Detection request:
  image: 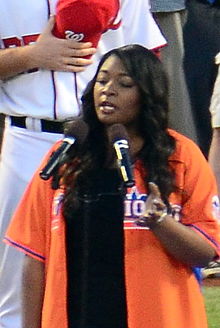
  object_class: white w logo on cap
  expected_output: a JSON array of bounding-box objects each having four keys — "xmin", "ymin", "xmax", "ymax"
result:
[{"xmin": 65, "ymin": 30, "xmax": 84, "ymax": 42}]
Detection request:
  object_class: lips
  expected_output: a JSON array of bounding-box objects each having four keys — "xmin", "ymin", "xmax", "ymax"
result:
[{"xmin": 99, "ymin": 101, "xmax": 116, "ymax": 114}]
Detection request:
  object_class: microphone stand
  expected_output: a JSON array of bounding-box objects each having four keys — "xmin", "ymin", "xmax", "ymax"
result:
[{"xmin": 66, "ymin": 169, "xmax": 128, "ymax": 328}]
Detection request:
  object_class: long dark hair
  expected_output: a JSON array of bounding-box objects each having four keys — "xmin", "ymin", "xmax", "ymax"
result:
[{"xmin": 62, "ymin": 44, "xmax": 176, "ymax": 219}]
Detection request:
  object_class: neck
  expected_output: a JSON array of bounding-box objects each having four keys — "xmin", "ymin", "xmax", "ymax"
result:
[
  {"xmin": 129, "ymin": 135, "xmax": 144, "ymax": 160},
  {"xmin": 125, "ymin": 127, "xmax": 144, "ymax": 159}
]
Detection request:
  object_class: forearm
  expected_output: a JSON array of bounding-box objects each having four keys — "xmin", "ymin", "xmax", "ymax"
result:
[
  {"xmin": 151, "ymin": 215, "xmax": 216, "ymax": 267},
  {"xmin": 22, "ymin": 255, "xmax": 45, "ymax": 328},
  {"xmin": 0, "ymin": 46, "xmax": 36, "ymax": 80}
]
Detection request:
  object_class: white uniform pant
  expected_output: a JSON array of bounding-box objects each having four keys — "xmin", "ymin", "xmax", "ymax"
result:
[
  {"xmin": 0, "ymin": 121, "xmax": 62, "ymax": 328},
  {"xmin": 210, "ymin": 64, "xmax": 220, "ymax": 128}
]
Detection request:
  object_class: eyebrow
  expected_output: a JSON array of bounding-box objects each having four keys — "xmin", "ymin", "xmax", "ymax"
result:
[{"xmin": 98, "ymin": 69, "xmax": 131, "ymax": 77}]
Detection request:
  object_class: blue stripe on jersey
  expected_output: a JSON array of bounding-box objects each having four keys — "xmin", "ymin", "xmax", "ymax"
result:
[{"xmin": 4, "ymin": 237, "xmax": 45, "ymax": 261}]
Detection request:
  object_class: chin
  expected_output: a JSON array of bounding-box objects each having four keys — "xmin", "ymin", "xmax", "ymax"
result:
[{"xmin": 98, "ymin": 116, "xmax": 122, "ymax": 126}]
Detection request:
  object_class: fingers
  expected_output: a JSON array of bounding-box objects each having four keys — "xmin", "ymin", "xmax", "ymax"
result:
[
  {"xmin": 148, "ymin": 182, "xmax": 166, "ymax": 212},
  {"xmin": 55, "ymin": 42, "xmax": 96, "ymax": 72},
  {"xmin": 148, "ymin": 181, "xmax": 161, "ymax": 198},
  {"xmin": 36, "ymin": 15, "xmax": 97, "ymax": 72},
  {"xmin": 67, "ymin": 40, "xmax": 96, "ymax": 51},
  {"xmin": 135, "ymin": 182, "xmax": 167, "ymax": 228},
  {"xmin": 135, "ymin": 209, "xmax": 167, "ymax": 228},
  {"xmin": 135, "ymin": 216, "xmax": 150, "ymax": 227},
  {"xmin": 43, "ymin": 16, "xmax": 97, "ymax": 54},
  {"xmin": 66, "ymin": 57, "xmax": 93, "ymax": 67},
  {"xmin": 63, "ymin": 43, "xmax": 96, "ymax": 58},
  {"xmin": 54, "ymin": 53, "xmax": 95, "ymax": 72},
  {"xmin": 60, "ymin": 60, "xmax": 93, "ymax": 73},
  {"xmin": 135, "ymin": 184, "xmax": 167, "ymax": 228},
  {"xmin": 152, "ymin": 199, "xmax": 166, "ymax": 213}
]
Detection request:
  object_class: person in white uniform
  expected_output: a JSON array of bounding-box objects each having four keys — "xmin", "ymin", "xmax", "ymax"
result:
[
  {"xmin": 0, "ymin": 0, "xmax": 166, "ymax": 327},
  {"xmin": 209, "ymin": 53, "xmax": 220, "ymax": 194},
  {"xmin": 150, "ymin": 0, "xmax": 198, "ymax": 144}
]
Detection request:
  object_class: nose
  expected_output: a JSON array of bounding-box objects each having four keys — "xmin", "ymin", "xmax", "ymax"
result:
[{"xmin": 102, "ymin": 81, "xmax": 117, "ymax": 96}]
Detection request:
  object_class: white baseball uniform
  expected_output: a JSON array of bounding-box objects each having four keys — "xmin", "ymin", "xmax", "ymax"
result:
[
  {"xmin": 0, "ymin": 0, "xmax": 166, "ymax": 327},
  {"xmin": 209, "ymin": 53, "xmax": 220, "ymax": 128}
]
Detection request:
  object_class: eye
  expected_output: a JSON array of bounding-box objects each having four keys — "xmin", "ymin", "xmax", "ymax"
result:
[
  {"xmin": 96, "ymin": 79, "xmax": 108, "ymax": 85},
  {"xmin": 96, "ymin": 72, "xmax": 108, "ymax": 85},
  {"xmin": 119, "ymin": 76, "xmax": 135, "ymax": 88},
  {"xmin": 119, "ymin": 79, "xmax": 135, "ymax": 88},
  {"xmin": 119, "ymin": 81, "xmax": 134, "ymax": 88}
]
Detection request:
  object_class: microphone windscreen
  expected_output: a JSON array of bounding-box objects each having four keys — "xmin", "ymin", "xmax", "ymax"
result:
[
  {"xmin": 108, "ymin": 124, "xmax": 129, "ymax": 144},
  {"xmin": 64, "ymin": 119, "xmax": 89, "ymax": 145}
]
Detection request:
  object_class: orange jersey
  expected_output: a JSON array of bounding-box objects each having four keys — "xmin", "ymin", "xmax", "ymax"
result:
[{"xmin": 4, "ymin": 129, "xmax": 220, "ymax": 328}]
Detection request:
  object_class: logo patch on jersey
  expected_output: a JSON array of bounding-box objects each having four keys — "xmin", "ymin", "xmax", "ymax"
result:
[
  {"xmin": 124, "ymin": 187, "xmax": 181, "ymax": 230},
  {"xmin": 124, "ymin": 187, "xmax": 148, "ymax": 230}
]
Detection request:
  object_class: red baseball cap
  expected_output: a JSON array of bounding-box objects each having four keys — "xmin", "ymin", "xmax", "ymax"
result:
[{"xmin": 53, "ymin": 0, "xmax": 120, "ymax": 49}]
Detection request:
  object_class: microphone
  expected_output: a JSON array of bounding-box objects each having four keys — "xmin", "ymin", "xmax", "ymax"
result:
[
  {"xmin": 40, "ymin": 120, "xmax": 89, "ymax": 180},
  {"xmin": 108, "ymin": 124, "xmax": 135, "ymax": 188}
]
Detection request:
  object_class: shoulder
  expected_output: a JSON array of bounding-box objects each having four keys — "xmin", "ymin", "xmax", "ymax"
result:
[
  {"xmin": 168, "ymin": 129, "xmax": 217, "ymax": 192},
  {"xmin": 167, "ymin": 128, "xmax": 214, "ymax": 182},
  {"xmin": 168, "ymin": 129, "xmax": 204, "ymax": 163}
]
